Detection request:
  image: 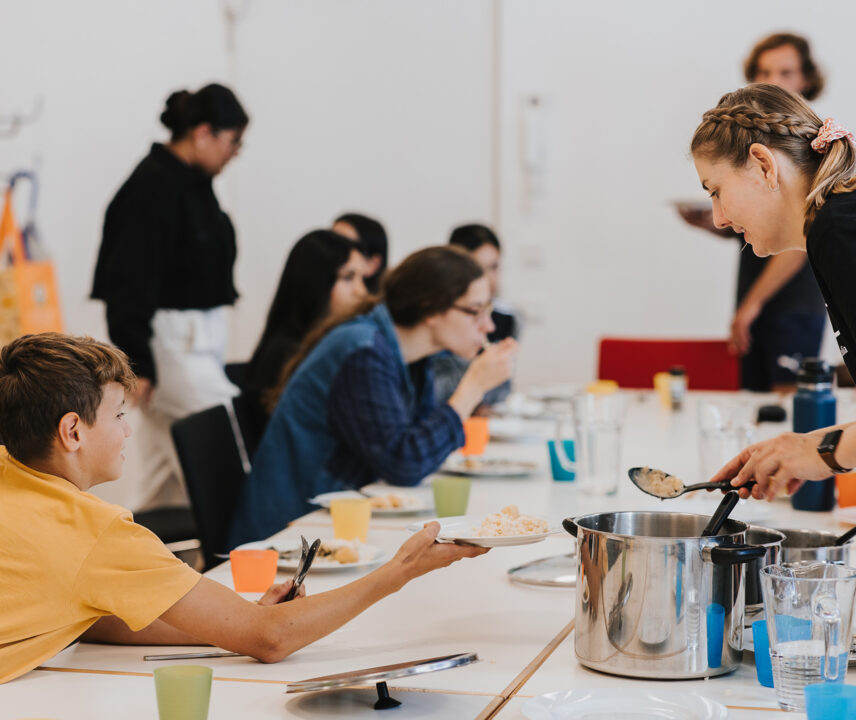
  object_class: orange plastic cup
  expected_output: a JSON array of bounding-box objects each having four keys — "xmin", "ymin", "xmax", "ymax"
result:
[
  {"xmin": 836, "ymin": 473, "xmax": 856, "ymax": 508},
  {"xmin": 229, "ymin": 549, "xmax": 278, "ymax": 592},
  {"xmin": 461, "ymin": 416, "xmax": 489, "ymax": 456}
]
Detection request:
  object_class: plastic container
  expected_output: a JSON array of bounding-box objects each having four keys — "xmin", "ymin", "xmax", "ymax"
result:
[
  {"xmin": 668, "ymin": 366, "xmax": 687, "ymax": 410},
  {"xmin": 791, "ymin": 359, "xmax": 836, "ymax": 511}
]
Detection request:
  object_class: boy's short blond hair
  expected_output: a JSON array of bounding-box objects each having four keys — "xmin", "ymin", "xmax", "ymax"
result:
[{"xmin": 0, "ymin": 333, "xmax": 136, "ymax": 463}]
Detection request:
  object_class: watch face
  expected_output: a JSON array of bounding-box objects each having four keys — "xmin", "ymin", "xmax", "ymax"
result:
[{"xmin": 819, "ymin": 430, "xmax": 843, "ymax": 454}]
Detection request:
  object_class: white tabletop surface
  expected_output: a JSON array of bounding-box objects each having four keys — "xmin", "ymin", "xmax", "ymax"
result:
[{"xmin": 8, "ymin": 391, "xmax": 856, "ymax": 719}]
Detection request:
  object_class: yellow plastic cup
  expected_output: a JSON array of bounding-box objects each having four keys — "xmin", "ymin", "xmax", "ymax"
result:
[
  {"xmin": 653, "ymin": 372, "xmax": 671, "ymax": 409},
  {"xmin": 330, "ymin": 497, "xmax": 371, "ymax": 542},
  {"xmin": 229, "ymin": 549, "xmax": 277, "ymax": 592},
  {"xmin": 153, "ymin": 665, "xmax": 212, "ymax": 720},
  {"xmin": 585, "ymin": 379, "xmax": 619, "ymax": 395}
]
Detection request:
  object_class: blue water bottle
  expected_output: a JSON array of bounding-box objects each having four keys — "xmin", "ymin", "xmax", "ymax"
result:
[{"xmin": 791, "ymin": 358, "xmax": 837, "ymax": 511}]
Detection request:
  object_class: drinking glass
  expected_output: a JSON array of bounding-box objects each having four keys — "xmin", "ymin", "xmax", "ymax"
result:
[
  {"xmin": 461, "ymin": 417, "xmax": 489, "ymax": 456},
  {"xmin": 697, "ymin": 399, "xmax": 755, "ymax": 479},
  {"xmin": 760, "ymin": 562, "xmax": 856, "ymax": 711},
  {"xmin": 431, "ymin": 476, "xmax": 470, "ymax": 517},
  {"xmin": 552, "ymin": 392, "xmax": 626, "ymax": 496},
  {"xmin": 228, "ymin": 549, "xmax": 277, "ymax": 592},
  {"xmin": 330, "ymin": 497, "xmax": 371, "ymax": 542},
  {"xmin": 153, "ymin": 665, "xmax": 212, "ymax": 720}
]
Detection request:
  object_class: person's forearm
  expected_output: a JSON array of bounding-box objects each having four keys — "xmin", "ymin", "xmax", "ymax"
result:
[
  {"xmin": 447, "ymin": 382, "xmax": 483, "ymax": 422},
  {"xmin": 160, "ymin": 566, "xmax": 409, "ymax": 664},
  {"xmin": 740, "ymin": 251, "xmax": 807, "ymax": 310},
  {"xmin": 81, "ymin": 615, "xmax": 207, "ymax": 646},
  {"xmin": 808, "ymin": 420, "xmax": 856, "ymax": 470},
  {"xmin": 265, "ymin": 561, "xmax": 407, "ymax": 657}
]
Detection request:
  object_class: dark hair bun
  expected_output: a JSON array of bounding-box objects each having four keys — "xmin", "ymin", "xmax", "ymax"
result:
[{"xmin": 160, "ymin": 90, "xmax": 194, "ymax": 132}]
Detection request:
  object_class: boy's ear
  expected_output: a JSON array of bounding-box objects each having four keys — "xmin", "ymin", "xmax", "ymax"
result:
[{"xmin": 56, "ymin": 412, "xmax": 83, "ymax": 452}]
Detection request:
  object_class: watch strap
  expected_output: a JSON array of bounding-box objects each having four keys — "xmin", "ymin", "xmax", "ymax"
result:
[{"xmin": 818, "ymin": 429, "xmax": 853, "ymax": 473}]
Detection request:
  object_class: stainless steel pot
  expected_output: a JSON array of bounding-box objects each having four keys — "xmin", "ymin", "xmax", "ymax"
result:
[
  {"xmin": 743, "ymin": 526, "xmax": 785, "ymax": 625},
  {"xmin": 563, "ymin": 511, "xmax": 766, "ymax": 679},
  {"xmin": 776, "ymin": 528, "xmax": 853, "ymax": 564}
]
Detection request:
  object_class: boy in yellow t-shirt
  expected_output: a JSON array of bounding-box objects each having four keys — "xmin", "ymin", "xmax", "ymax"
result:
[{"xmin": 0, "ymin": 333, "xmax": 485, "ymax": 683}]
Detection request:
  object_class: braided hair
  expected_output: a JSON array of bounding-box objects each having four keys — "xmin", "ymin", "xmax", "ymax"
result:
[{"xmin": 691, "ymin": 83, "xmax": 856, "ymax": 233}]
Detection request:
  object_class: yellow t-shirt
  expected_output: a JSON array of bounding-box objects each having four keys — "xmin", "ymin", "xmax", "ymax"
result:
[{"xmin": 0, "ymin": 448, "xmax": 201, "ymax": 683}]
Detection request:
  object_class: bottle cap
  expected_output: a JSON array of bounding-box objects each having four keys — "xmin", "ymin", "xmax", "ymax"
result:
[
  {"xmin": 668, "ymin": 366, "xmax": 686, "ymax": 376},
  {"xmin": 797, "ymin": 358, "xmax": 833, "ymax": 385}
]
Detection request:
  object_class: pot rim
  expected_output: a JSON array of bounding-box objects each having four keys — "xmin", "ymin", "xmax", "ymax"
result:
[
  {"xmin": 566, "ymin": 510, "xmax": 748, "ymax": 541},
  {"xmin": 745, "ymin": 525, "xmax": 787, "ymax": 548},
  {"xmin": 774, "ymin": 527, "xmax": 854, "ymax": 551}
]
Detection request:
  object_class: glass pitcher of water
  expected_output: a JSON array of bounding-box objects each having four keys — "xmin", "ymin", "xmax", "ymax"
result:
[{"xmin": 760, "ymin": 562, "xmax": 856, "ymax": 711}]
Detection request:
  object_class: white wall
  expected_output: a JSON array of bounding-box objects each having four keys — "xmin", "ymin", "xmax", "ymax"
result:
[
  {"xmin": 3, "ymin": 0, "xmax": 855, "ymax": 392},
  {"xmin": 499, "ymin": 0, "xmax": 856, "ymax": 385}
]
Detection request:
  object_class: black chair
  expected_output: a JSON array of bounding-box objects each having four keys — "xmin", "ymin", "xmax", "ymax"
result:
[
  {"xmin": 171, "ymin": 403, "xmax": 248, "ymax": 570},
  {"xmin": 231, "ymin": 392, "xmax": 266, "ymax": 462}
]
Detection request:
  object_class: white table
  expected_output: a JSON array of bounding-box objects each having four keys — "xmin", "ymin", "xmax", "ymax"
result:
[{"xmin": 8, "ymin": 391, "xmax": 855, "ymax": 719}]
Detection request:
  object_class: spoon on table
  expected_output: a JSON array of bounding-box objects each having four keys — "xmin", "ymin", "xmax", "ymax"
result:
[{"xmin": 628, "ymin": 466, "xmax": 756, "ymax": 500}]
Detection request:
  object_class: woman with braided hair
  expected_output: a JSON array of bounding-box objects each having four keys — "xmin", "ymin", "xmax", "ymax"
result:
[
  {"xmin": 679, "ymin": 33, "xmax": 827, "ymax": 391},
  {"xmin": 694, "ymin": 83, "xmax": 856, "ymax": 502}
]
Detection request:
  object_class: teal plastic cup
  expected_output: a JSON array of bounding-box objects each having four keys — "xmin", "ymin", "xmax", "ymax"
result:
[{"xmin": 153, "ymin": 665, "xmax": 213, "ymax": 720}]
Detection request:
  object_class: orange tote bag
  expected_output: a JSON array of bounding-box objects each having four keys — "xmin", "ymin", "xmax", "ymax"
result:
[{"xmin": 0, "ymin": 187, "xmax": 63, "ymax": 345}]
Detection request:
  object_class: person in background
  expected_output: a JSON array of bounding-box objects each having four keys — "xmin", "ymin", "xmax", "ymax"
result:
[
  {"xmin": 229, "ymin": 246, "xmax": 518, "ymax": 547},
  {"xmin": 244, "ymin": 230, "xmax": 368, "ymax": 436},
  {"xmin": 678, "ymin": 33, "xmax": 827, "ymax": 392},
  {"xmin": 0, "ymin": 333, "xmax": 485, "ymax": 684},
  {"xmin": 332, "ymin": 213, "xmax": 388, "ymax": 294},
  {"xmin": 691, "ymin": 84, "xmax": 856, "ymax": 500},
  {"xmin": 432, "ymin": 223, "xmax": 519, "ymax": 408},
  {"xmin": 91, "ymin": 84, "xmax": 248, "ymax": 511}
]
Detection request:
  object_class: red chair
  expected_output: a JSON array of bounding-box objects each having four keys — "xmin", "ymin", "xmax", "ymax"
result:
[{"xmin": 597, "ymin": 338, "xmax": 740, "ymax": 391}]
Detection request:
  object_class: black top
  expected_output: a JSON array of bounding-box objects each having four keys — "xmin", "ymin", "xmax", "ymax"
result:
[
  {"xmin": 91, "ymin": 144, "xmax": 238, "ymax": 382},
  {"xmin": 736, "ymin": 241, "xmax": 825, "ymax": 314},
  {"xmin": 806, "ymin": 191, "xmax": 856, "ymax": 379}
]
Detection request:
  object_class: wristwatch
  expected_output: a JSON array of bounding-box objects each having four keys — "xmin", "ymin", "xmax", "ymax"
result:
[{"xmin": 817, "ymin": 429, "xmax": 853, "ymax": 473}]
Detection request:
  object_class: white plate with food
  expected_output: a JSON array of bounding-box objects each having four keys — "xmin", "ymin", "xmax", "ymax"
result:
[
  {"xmin": 440, "ymin": 457, "xmax": 538, "ymax": 478},
  {"xmin": 522, "ymin": 688, "xmax": 727, "ymax": 720},
  {"xmin": 238, "ymin": 539, "xmax": 388, "ymax": 572},
  {"xmin": 308, "ymin": 489, "xmax": 429, "ymax": 516},
  {"xmin": 409, "ymin": 506, "xmax": 557, "ymax": 547}
]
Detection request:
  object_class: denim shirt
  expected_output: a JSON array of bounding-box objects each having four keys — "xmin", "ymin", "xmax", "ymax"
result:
[{"xmin": 229, "ymin": 304, "xmax": 464, "ymax": 547}]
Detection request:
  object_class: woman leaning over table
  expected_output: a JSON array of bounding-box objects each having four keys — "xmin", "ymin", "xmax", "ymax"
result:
[
  {"xmin": 91, "ymin": 84, "xmax": 247, "ymax": 510},
  {"xmin": 229, "ymin": 246, "xmax": 518, "ymax": 547},
  {"xmin": 691, "ymin": 83, "xmax": 856, "ymax": 500}
]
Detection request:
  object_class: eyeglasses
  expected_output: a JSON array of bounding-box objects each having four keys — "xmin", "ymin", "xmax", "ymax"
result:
[{"xmin": 452, "ymin": 302, "xmax": 494, "ymax": 320}]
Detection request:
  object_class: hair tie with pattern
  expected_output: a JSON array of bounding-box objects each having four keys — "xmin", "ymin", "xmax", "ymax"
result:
[{"xmin": 811, "ymin": 118, "xmax": 855, "ymax": 154}]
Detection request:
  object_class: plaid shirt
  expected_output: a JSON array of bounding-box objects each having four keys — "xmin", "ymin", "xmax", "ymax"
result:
[{"xmin": 230, "ymin": 305, "xmax": 464, "ymax": 547}]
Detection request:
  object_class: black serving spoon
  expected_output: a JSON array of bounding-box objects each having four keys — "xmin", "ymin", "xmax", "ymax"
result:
[
  {"xmin": 700, "ymin": 490, "xmax": 741, "ymax": 537},
  {"xmin": 628, "ymin": 466, "xmax": 756, "ymax": 500}
]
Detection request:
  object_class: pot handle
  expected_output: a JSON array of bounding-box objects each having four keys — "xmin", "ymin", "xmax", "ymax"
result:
[
  {"xmin": 562, "ymin": 518, "xmax": 579, "ymax": 538},
  {"xmin": 707, "ymin": 544, "xmax": 766, "ymax": 565}
]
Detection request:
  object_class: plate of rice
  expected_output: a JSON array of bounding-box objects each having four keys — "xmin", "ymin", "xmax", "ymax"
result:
[{"xmin": 409, "ymin": 505, "xmax": 557, "ymax": 547}]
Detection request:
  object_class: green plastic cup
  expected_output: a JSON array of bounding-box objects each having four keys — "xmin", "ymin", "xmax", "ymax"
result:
[
  {"xmin": 153, "ymin": 665, "xmax": 213, "ymax": 720},
  {"xmin": 431, "ymin": 475, "xmax": 471, "ymax": 517}
]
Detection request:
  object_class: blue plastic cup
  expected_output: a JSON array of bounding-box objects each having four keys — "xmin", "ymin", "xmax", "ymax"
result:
[
  {"xmin": 705, "ymin": 603, "xmax": 725, "ymax": 669},
  {"xmin": 752, "ymin": 619, "xmax": 774, "ymax": 688},
  {"xmin": 547, "ymin": 439, "xmax": 575, "ymax": 481},
  {"xmin": 804, "ymin": 683, "xmax": 856, "ymax": 719}
]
